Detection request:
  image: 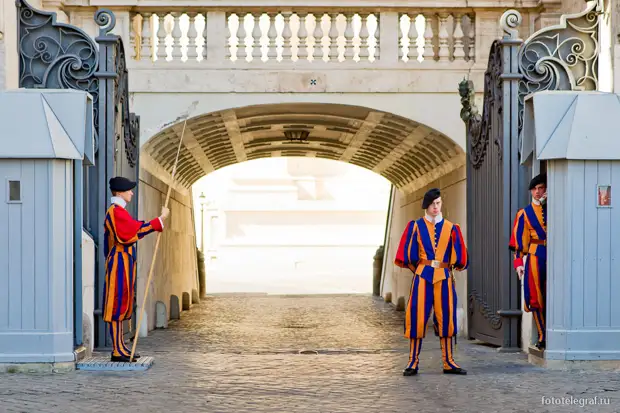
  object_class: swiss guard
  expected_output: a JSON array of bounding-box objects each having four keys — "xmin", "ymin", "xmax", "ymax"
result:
[
  {"xmin": 394, "ymin": 188, "xmax": 469, "ymax": 376},
  {"xmin": 103, "ymin": 177, "xmax": 169, "ymax": 362},
  {"xmin": 509, "ymin": 173, "xmax": 547, "ymax": 349}
]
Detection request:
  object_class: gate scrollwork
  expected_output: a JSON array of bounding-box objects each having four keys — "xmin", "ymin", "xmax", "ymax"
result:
[
  {"xmin": 515, "ymin": 0, "xmax": 602, "ymax": 146},
  {"xmin": 459, "ymin": 41, "xmax": 504, "ymax": 170},
  {"xmin": 17, "ymin": 0, "xmax": 100, "ymax": 149}
]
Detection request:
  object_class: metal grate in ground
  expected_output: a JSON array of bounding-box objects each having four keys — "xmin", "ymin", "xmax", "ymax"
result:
[{"xmin": 76, "ymin": 354, "xmax": 154, "ymax": 371}]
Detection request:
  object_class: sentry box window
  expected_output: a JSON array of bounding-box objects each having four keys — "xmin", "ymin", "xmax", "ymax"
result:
[{"xmin": 7, "ymin": 180, "xmax": 21, "ymax": 203}]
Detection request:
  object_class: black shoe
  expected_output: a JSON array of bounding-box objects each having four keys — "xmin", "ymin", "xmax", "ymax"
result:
[
  {"xmin": 536, "ymin": 340, "xmax": 546, "ymax": 350},
  {"xmin": 130, "ymin": 353, "xmax": 141, "ymax": 359},
  {"xmin": 403, "ymin": 368, "xmax": 418, "ymax": 376},
  {"xmin": 111, "ymin": 355, "xmax": 133, "ymax": 363},
  {"xmin": 443, "ymin": 367, "xmax": 467, "ymax": 375}
]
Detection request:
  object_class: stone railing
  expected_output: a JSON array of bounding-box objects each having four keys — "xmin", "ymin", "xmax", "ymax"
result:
[{"xmin": 128, "ymin": 10, "xmax": 476, "ymax": 66}]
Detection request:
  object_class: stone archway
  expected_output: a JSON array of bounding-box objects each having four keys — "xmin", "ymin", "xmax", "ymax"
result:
[
  {"xmin": 136, "ymin": 102, "xmax": 469, "ymax": 336},
  {"xmin": 140, "ymin": 102, "xmax": 465, "ymax": 196}
]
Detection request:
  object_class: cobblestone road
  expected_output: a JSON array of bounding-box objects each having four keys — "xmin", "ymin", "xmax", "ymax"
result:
[{"xmin": 1, "ymin": 295, "xmax": 620, "ymax": 413}]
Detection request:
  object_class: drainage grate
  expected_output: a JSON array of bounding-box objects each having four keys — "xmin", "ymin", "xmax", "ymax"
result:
[{"xmin": 76, "ymin": 355, "xmax": 154, "ymax": 371}]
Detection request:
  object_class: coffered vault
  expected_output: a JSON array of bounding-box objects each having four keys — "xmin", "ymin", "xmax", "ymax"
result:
[{"xmin": 141, "ymin": 103, "xmax": 465, "ymax": 194}]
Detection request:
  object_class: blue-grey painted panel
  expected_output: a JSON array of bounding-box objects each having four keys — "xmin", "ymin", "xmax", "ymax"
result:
[
  {"xmin": 0, "ymin": 158, "xmax": 74, "ymax": 362},
  {"xmin": 0, "ymin": 162, "xmax": 10, "ymax": 329},
  {"xmin": 548, "ymin": 161, "xmax": 567, "ymax": 331},
  {"xmin": 8, "ymin": 174, "xmax": 22, "ymax": 329},
  {"xmin": 569, "ymin": 161, "xmax": 585, "ymax": 329},
  {"xmin": 50, "ymin": 160, "xmax": 71, "ymax": 332},
  {"xmin": 611, "ymin": 164, "xmax": 620, "ymax": 326},
  {"xmin": 559, "ymin": 162, "xmax": 571, "ymax": 331},
  {"xmin": 597, "ymin": 161, "xmax": 612, "ymax": 326},
  {"xmin": 34, "ymin": 161, "xmax": 50, "ymax": 330},
  {"xmin": 582, "ymin": 163, "xmax": 598, "ymax": 327},
  {"xmin": 21, "ymin": 160, "xmax": 35, "ymax": 330},
  {"xmin": 547, "ymin": 159, "xmax": 620, "ymax": 360},
  {"xmin": 0, "ymin": 331, "xmax": 74, "ymax": 362}
]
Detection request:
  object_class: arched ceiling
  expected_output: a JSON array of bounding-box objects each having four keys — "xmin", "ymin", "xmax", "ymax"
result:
[{"xmin": 141, "ymin": 103, "xmax": 465, "ymax": 195}]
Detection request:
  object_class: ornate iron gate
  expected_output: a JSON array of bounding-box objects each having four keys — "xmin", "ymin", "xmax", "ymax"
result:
[
  {"xmin": 460, "ymin": 3, "xmax": 602, "ymax": 350},
  {"xmin": 459, "ymin": 12, "xmax": 525, "ymax": 351},
  {"xmin": 460, "ymin": 42, "xmax": 506, "ymax": 347},
  {"xmin": 17, "ymin": 0, "xmax": 140, "ymax": 349}
]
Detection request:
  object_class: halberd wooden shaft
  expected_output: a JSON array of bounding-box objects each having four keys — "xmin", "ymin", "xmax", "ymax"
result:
[{"xmin": 130, "ymin": 118, "xmax": 188, "ymax": 362}]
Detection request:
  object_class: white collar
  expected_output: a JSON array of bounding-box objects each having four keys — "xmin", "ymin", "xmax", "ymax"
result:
[
  {"xmin": 111, "ymin": 196, "xmax": 127, "ymax": 208},
  {"xmin": 532, "ymin": 198, "xmax": 541, "ymax": 206},
  {"xmin": 425, "ymin": 213, "xmax": 443, "ymax": 224}
]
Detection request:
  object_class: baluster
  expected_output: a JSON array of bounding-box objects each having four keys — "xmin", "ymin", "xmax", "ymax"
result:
[
  {"xmin": 398, "ymin": 14, "xmax": 408, "ymax": 60},
  {"xmin": 358, "ymin": 14, "xmax": 369, "ymax": 60},
  {"xmin": 423, "ymin": 14, "xmax": 434, "ymax": 61},
  {"xmin": 437, "ymin": 13, "xmax": 449, "ymax": 61},
  {"xmin": 399, "ymin": 14, "xmax": 407, "ymax": 61},
  {"xmin": 408, "ymin": 14, "xmax": 419, "ymax": 62},
  {"xmin": 140, "ymin": 13, "xmax": 152, "ymax": 62},
  {"xmin": 187, "ymin": 13, "xmax": 199, "ymax": 61},
  {"xmin": 297, "ymin": 13, "xmax": 309, "ymax": 61},
  {"xmin": 372, "ymin": 14, "xmax": 379, "ymax": 60},
  {"xmin": 129, "ymin": 13, "xmax": 138, "ymax": 60},
  {"xmin": 202, "ymin": 14, "xmax": 208, "ymax": 60},
  {"xmin": 312, "ymin": 14, "xmax": 324, "ymax": 61},
  {"xmin": 225, "ymin": 14, "xmax": 233, "ymax": 60},
  {"xmin": 236, "ymin": 13, "xmax": 247, "ymax": 61},
  {"xmin": 343, "ymin": 14, "xmax": 355, "ymax": 61},
  {"xmin": 467, "ymin": 13, "xmax": 475, "ymax": 61},
  {"xmin": 453, "ymin": 13, "xmax": 465, "ymax": 61},
  {"xmin": 156, "ymin": 14, "xmax": 168, "ymax": 61},
  {"xmin": 171, "ymin": 12, "xmax": 183, "ymax": 61},
  {"xmin": 267, "ymin": 14, "xmax": 278, "ymax": 61},
  {"xmin": 281, "ymin": 12, "xmax": 293, "ymax": 61},
  {"xmin": 252, "ymin": 13, "xmax": 262, "ymax": 62},
  {"xmin": 328, "ymin": 13, "xmax": 339, "ymax": 61}
]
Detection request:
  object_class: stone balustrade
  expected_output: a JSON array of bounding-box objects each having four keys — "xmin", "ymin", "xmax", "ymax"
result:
[{"xmin": 127, "ymin": 9, "xmax": 476, "ymax": 66}]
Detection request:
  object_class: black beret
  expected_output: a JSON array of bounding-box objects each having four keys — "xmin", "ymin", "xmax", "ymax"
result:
[
  {"xmin": 422, "ymin": 188, "xmax": 441, "ymax": 209},
  {"xmin": 528, "ymin": 173, "xmax": 547, "ymax": 190},
  {"xmin": 109, "ymin": 176, "xmax": 136, "ymax": 192}
]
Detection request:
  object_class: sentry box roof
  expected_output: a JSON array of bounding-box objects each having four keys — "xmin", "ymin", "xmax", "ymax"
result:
[
  {"xmin": 0, "ymin": 89, "xmax": 95, "ymax": 166},
  {"xmin": 522, "ymin": 90, "xmax": 620, "ymax": 163}
]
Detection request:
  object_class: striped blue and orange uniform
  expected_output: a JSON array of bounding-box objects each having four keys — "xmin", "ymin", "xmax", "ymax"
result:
[
  {"xmin": 103, "ymin": 202, "xmax": 163, "ymax": 358},
  {"xmin": 509, "ymin": 201, "xmax": 546, "ymax": 343},
  {"xmin": 394, "ymin": 215, "xmax": 468, "ymax": 371}
]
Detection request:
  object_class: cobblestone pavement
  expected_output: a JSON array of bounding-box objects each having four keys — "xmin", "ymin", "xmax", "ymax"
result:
[{"xmin": 2, "ymin": 294, "xmax": 620, "ymax": 413}]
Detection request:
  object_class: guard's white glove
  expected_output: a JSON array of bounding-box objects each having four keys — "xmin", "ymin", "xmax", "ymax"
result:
[
  {"xmin": 516, "ymin": 266, "xmax": 525, "ymax": 280},
  {"xmin": 160, "ymin": 207, "xmax": 170, "ymax": 220}
]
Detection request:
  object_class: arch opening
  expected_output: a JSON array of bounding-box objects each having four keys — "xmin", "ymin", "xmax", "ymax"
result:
[{"xmin": 141, "ymin": 102, "xmax": 465, "ymax": 195}]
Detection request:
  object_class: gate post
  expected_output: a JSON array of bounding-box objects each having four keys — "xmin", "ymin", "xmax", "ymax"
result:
[
  {"xmin": 496, "ymin": 11, "xmax": 525, "ymax": 353},
  {"xmin": 93, "ymin": 9, "xmax": 120, "ymax": 349}
]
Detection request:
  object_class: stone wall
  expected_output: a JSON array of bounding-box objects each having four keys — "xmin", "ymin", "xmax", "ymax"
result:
[
  {"xmin": 137, "ymin": 169, "xmax": 199, "ymax": 335},
  {"xmin": 381, "ymin": 166, "xmax": 468, "ymax": 337},
  {"xmin": 81, "ymin": 230, "xmax": 95, "ymax": 356}
]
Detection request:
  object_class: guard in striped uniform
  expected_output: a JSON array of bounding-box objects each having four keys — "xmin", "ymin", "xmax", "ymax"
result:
[
  {"xmin": 509, "ymin": 173, "xmax": 547, "ymax": 349},
  {"xmin": 394, "ymin": 188, "xmax": 469, "ymax": 376},
  {"xmin": 103, "ymin": 177, "xmax": 169, "ymax": 362}
]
